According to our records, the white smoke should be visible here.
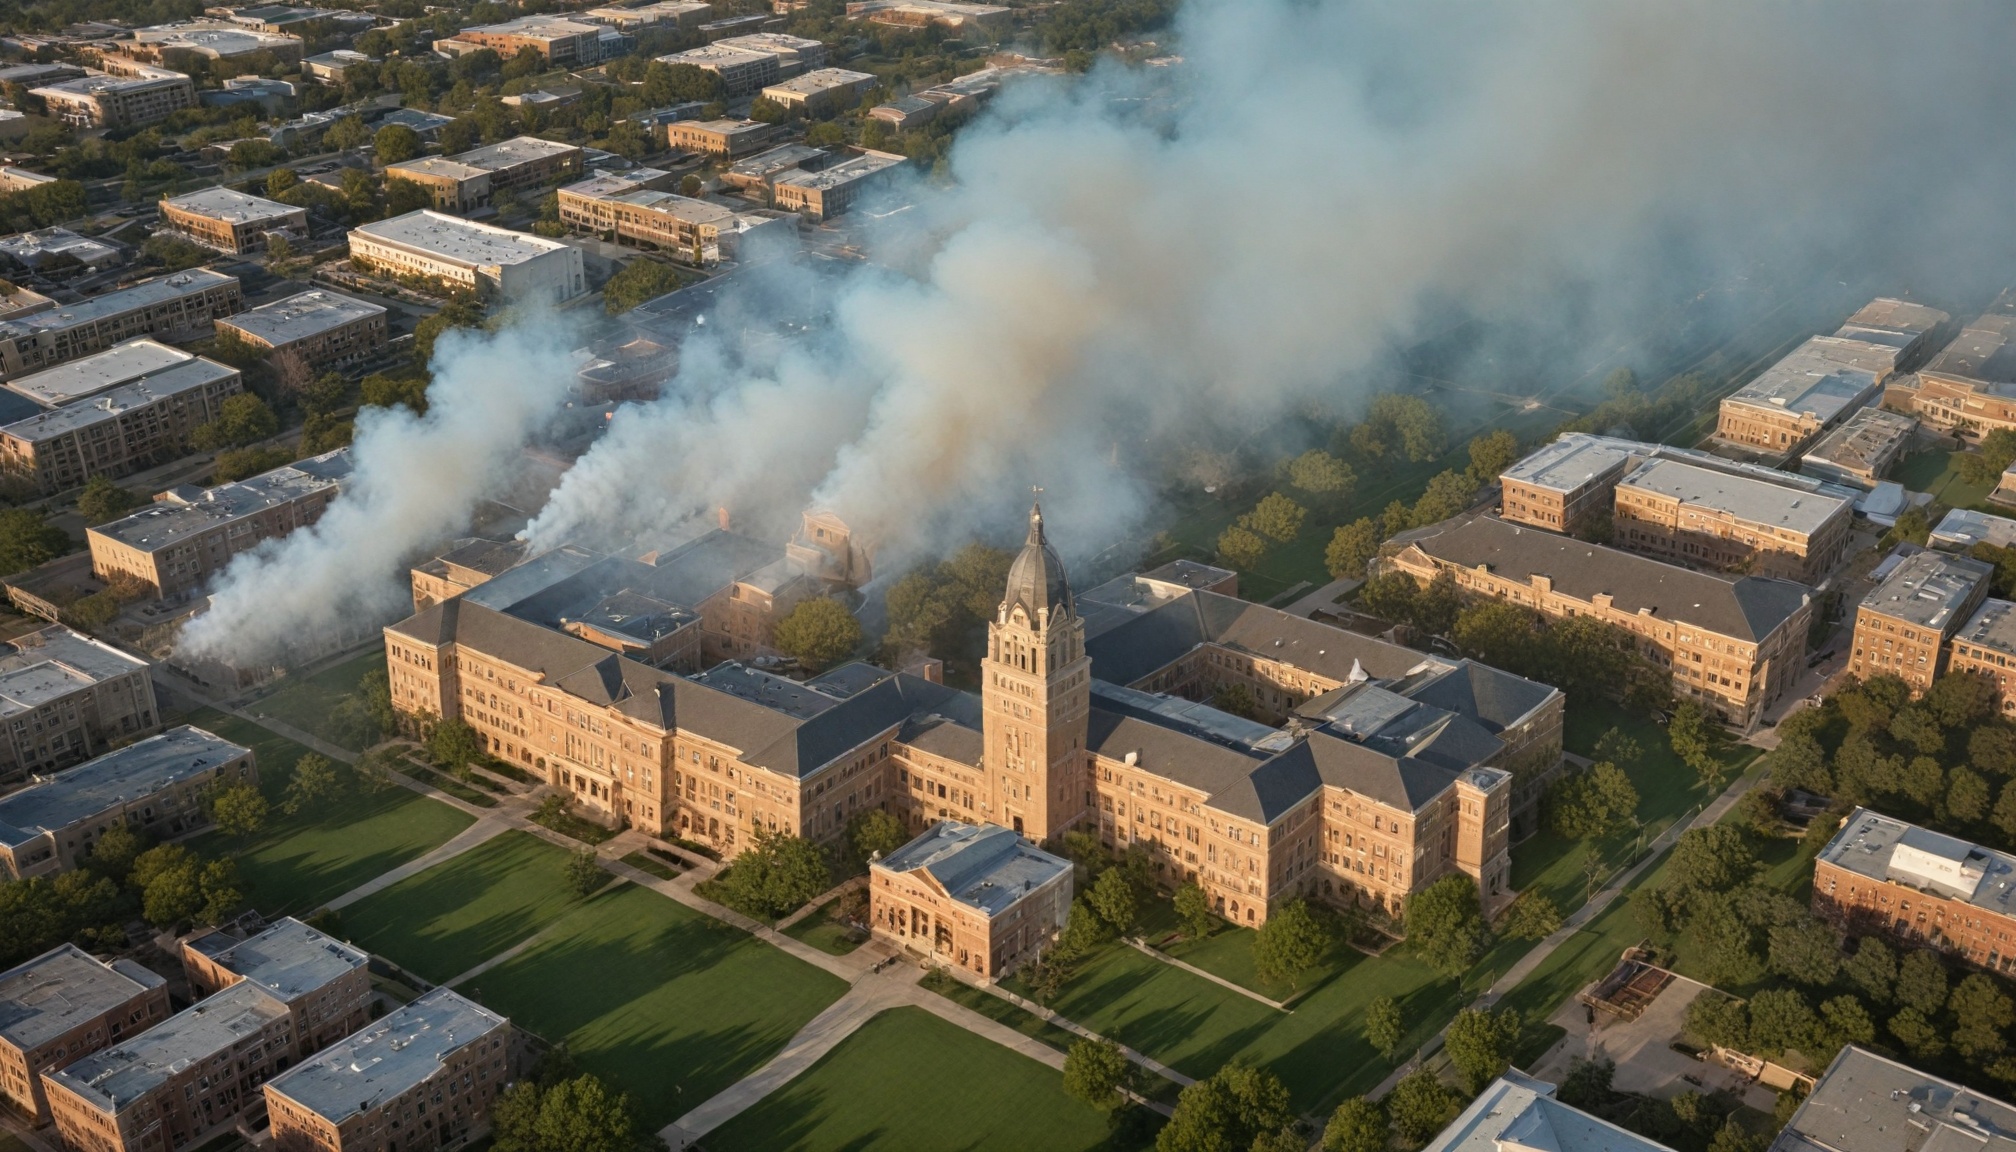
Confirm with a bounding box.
[179,317,581,664]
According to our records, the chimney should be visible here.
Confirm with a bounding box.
[717,506,731,531]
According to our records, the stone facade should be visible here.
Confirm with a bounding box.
[869,821,1070,978]
[1846,551,1992,696]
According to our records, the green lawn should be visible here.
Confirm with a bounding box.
[463,884,847,1129]
[620,850,678,880]
[782,898,866,956]
[1896,448,1997,511]
[340,831,587,983]
[181,709,473,916]
[705,1007,1157,1152]
[247,645,384,751]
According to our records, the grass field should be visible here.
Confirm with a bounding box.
[248,646,384,751]
[1896,448,1997,511]
[464,884,847,1129]
[181,709,474,916]
[340,831,587,983]
[705,1007,1157,1152]
[782,898,866,956]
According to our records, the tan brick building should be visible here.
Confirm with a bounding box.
[410,538,529,610]
[214,292,386,367]
[664,118,776,158]
[1390,514,1813,728]
[29,68,194,128]
[0,625,159,788]
[1846,550,1992,695]
[772,151,904,221]
[435,15,620,67]
[1813,808,2016,978]
[0,945,169,1124]
[159,188,308,255]
[1611,458,1853,584]
[385,137,584,213]
[658,45,779,97]
[870,821,1071,978]
[1715,334,1902,457]
[1947,598,2016,717]
[1886,310,2016,440]
[177,917,372,1057]
[263,989,511,1152]
[556,173,790,265]
[759,67,876,116]
[0,269,241,378]
[1798,407,1918,490]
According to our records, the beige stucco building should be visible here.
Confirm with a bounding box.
[347,211,586,303]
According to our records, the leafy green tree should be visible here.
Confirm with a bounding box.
[1814,995,1875,1063]
[1406,874,1488,978]
[1949,766,1992,824]
[1466,429,1520,482]
[1895,949,1949,1016]
[1667,825,1759,897]
[1411,570,1462,635]
[709,828,831,921]
[283,752,345,815]
[565,848,605,898]
[324,114,371,150]
[197,859,240,925]
[749,95,789,123]
[1173,882,1214,939]
[1767,916,1840,986]
[1217,523,1268,569]
[1669,701,1726,791]
[87,823,147,885]
[1889,1006,1945,1059]
[1445,1006,1521,1093]
[373,122,422,163]
[1708,1118,1765,1152]
[846,808,908,866]
[1549,761,1639,840]
[1692,896,1766,986]
[1057,896,1114,958]
[1322,1096,1386,1152]
[1409,468,1481,525]
[1842,937,1896,1003]
[492,1073,641,1152]
[1685,991,1750,1051]
[1363,995,1403,1061]
[1253,899,1332,988]
[134,847,203,927]
[208,783,267,838]
[1557,1056,1616,1110]
[76,476,140,525]
[1949,973,2014,1059]
[1324,518,1380,580]
[192,394,279,451]
[603,258,685,315]
[1286,449,1356,498]
[1357,570,1418,625]
[1156,1063,1294,1152]
[1247,493,1305,543]
[1063,1037,1133,1111]
[428,718,485,773]
[0,508,70,576]
[1501,890,1563,940]
[1746,987,1818,1056]
[1384,1069,1459,1144]
[1089,867,1138,934]
[1353,394,1445,462]
[771,598,862,671]
[1451,601,1540,671]
[1883,505,1932,549]
[1997,781,2016,840]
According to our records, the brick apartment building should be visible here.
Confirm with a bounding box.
[1846,550,1992,695]
[158,187,308,255]
[0,624,159,787]
[263,989,511,1152]
[1885,309,2016,440]
[215,291,387,369]
[1610,457,1853,584]
[0,945,169,1124]
[1813,807,2016,978]
[0,269,241,378]
[664,117,776,158]
[384,136,583,213]
[29,68,194,128]
[178,918,372,1056]
[435,15,622,66]
[1389,514,1812,728]
[1714,334,1902,457]
[870,821,1071,978]
[384,505,1561,926]
[1798,407,1918,489]
[772,151,904,220]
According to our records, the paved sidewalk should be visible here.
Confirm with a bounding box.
[225,705,361,766]
[955,971,1194,1088]
[326,815,511,911]
[1126,937,1288,1010]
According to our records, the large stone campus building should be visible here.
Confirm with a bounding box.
[1812,807,2016,979]
[384,505,1564,936]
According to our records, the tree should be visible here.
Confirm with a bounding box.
[565,848,605,897]
[1889,1007,1945,1059]
[198,859,241,925]
[1746,987,1818,1056]
[1445,1006,1521,1093]
[135,849,203,927]
[428,718,485,773]
[208,783,267,838]
[1253,899,1332,988]
[1767,916,1840,986]
[1248,493,1306,543]
[324,114,370,150]
[87,823,147,885]
[76,476,140,525]
[1949,973,2014,1059]
[1894,949,1949,1016]
[1501,890,1563,940]
[1089,867,1138,934]
[1667,825,1759,897]
[373,122,422,163]
[1814,995,1876,1063]
[1669,700,1726,791]
[1217,523,1268,569]
[0,509,70,576]
[1285,449,1356,498]
[1406,874,1488,978]
[1385,1069,1458,1144]
[846,808,907,865]
[492,1074,640,1152]
[1166,883,1214,940]
[708,827,831,921]
[192,394,279,451]
[1353,395,1445,462]
[1549,761,1639,841]
[1324,518,1380,580]
[1322,1097,1387,1152]
[1685,991,1750,1051]
[1357,570,1418,625]
[283,752,345,815]
[1058,896,1114,959]
[749,95,789,123]
[1466,429,1520,482]
[771,598,862,671]
[1557,1056,1615,1111]
[1950,766,1992,824]
[1063,1037,1132,1111]
[1363,995,1403,1061]
[1842,937,1896,1003]
[1451,601,1540,672]
[1156,1063,1294,1152]
[1412,570,1462,635]
[1409,469,1481,526]
[603,258,684,315]
[1883,505,1932,549]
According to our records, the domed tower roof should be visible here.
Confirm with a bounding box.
[1003,502,1073,620]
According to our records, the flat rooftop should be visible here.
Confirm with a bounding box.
[875,821,1070,918]
[1841,297,1950,338]
[1500,432,1642,494]
[351,210,572,270]
[133,22,301,53]
[692,662,842,720]
[219,290,383,345]
[1923,312,2016,389]
[775,150,903,192]
[0,945,165,1053]
[385,156,487,182]
[0,270,237,355]
[729,143,828,177]
[1798,407,1916,476]
[1722,335,1900,422]
[2,354,239,444]
[764,67,874,96]
[0,228,121,268]
[185,917,365,1004]
[162,187,302,226]
[0,727,249,849]
[660,44,772,66]
[451,135,581,171]
[607,188,738,224]
[32,67,187,96]
[1931,507,2016,553]
[458,13,602,38]
[1858,549,1991,629]
[4,338,222,408]
[0,627,148,720]
[1954,598,2016,660]
[1821,806,2016,933]
[1617,457,1850,535]
[1771,1044,2016,1152]
[265,988,506,1124]
[46,980,286,1113]
[91,450,349,555]
[675,117,769,136]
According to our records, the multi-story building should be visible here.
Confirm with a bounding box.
[384,136,584,213]
[664,118,776,158]
[1797,406,1917,489]
[0,340,243,495]
[1389,514,1813,727]
[868,95,938,131]
[347,211,586,304]
[713,32,825,76]
[0,726,254,880]
[103,23,303,74]
[0,625,158,787]
[0,269,241,378]
[263,989,511,1152]
[214,292,387,369]
[0,228,125,274]
[1929,507,2016,554]
[158,188,308,256]
[722,144,834,200]
[1886,309,2016,440]
[1715,334,1904,457]
[1947,598,2016,717]
[178,918,371,1056]
[1771,1046,2016,1152]
[30,67,195,128]
[385,504,1559,926]
[760,67,876,116]
[1845,549,1992,694]
[556,173,791,264]
[301,49,374,84]
[0,167,57,194]
[658,45,779,96]
[1813,807,2016,977]
[1610,457,1853,584]
[88,449,351,601]
[435,15,627,66]
[844,0,1011,29]
[1834,297,1950,364]
[1423,1072,1677,1152]
[409,538,528,611]
[869,820,1070,978]
[772,150,905,220]
[581,1,713,31]
[0,945,169,1124]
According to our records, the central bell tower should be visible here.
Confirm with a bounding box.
[983,502,1091,842]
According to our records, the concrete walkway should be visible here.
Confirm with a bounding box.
[223,704,362,766]
[1126,938,1289,1010]
[326,815,512,911]
[953,970,1195,1088]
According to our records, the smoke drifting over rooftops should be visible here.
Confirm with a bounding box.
[191,0,2016,663]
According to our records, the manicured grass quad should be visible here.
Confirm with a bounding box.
[248,647,386,751]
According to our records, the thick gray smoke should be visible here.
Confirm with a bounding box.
[179,318,581,664]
